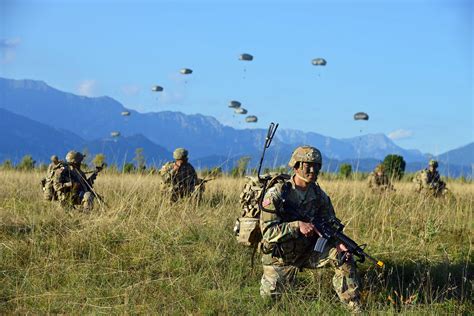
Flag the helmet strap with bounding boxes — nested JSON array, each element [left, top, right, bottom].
[[295, 172, 312, 183]]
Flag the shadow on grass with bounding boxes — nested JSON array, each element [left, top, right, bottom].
[[275, 258, 472, 312], [362, 259, 472, 308]]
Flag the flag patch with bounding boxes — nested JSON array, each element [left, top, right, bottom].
[[262, 198, 271, 207]]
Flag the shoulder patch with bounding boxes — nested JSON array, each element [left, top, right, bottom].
[[262, 198, 272, 207]]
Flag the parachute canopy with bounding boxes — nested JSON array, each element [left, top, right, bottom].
[[312, 58, 327, 66], [228, 100, 241, 108], [234, 108, 248, 115], [110, 131, 121, 137], [180, 68, 193, 75], [152, 85, 163, 92], [239, 53, 253, 61], [245, 115, 258, 123], [121, 111, 130, 116], [354, 112, 369, 121]]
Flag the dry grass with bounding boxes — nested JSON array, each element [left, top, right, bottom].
[[0, 170, 472, 314]]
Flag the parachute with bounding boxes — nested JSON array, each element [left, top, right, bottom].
[[245, 115, 258, 123], [152, 85, 163, 92], [235, 108, 248, 115], [312, 58, 327, 66], [110, 131, 120, 137], [228, 100, 241, 108], [121, 111, 130, 116], [239, 53, 253, 79], [180, 68, 193, 75], [354, 112, 369, 121], [239, 53, 253, 61]]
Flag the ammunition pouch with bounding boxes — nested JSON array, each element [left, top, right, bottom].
[[236, 217, 261, 246]]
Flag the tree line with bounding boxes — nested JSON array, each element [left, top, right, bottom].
[[1, 151, 470, 183]]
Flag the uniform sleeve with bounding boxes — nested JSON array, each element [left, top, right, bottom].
[[160, 162, 175, 184], [260, 184, 300, 244]]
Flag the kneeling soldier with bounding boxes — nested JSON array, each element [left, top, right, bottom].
[[259, 146, 362, 312], [53, 151, 101, 211]]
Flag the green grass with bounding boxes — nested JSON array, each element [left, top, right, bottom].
[[0, 170, 472, 314]]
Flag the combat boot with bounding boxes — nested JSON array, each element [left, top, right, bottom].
[[346, 300, 363, 314]]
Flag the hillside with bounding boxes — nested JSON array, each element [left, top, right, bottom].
[[1, 77, 428, 162]]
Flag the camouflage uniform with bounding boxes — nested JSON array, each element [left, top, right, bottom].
[[367, 165, 394, 193], [160, 148, 198, 202], [42, 155, 60, 201], [414, 160, 446, 197], [259, 146, 361, 306], [53, 151, 99, 211]]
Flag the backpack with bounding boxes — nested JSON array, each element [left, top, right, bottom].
[[234, 173, 291, 247], [41, 161, 66, 201]]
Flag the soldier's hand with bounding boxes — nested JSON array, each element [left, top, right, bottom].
[[336, 243, 352, 260], [64, 182, 73, 188], [298, 221, 316, 237]]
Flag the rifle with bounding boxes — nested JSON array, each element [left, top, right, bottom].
[[86, 163, 105, 184], [194, 177, 214, 192], [311, 217, 384, 268], [72, 164, 108, 208]]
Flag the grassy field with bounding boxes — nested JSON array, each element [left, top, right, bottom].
[[0, 170, 472, 314]]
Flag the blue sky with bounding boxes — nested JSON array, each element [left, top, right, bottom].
[[1, 0, 472, 154]]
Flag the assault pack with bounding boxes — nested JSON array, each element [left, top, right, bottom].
[[41, 161, 66, 201], [233, 122, 285, 249], [234, 173, 290, 247]]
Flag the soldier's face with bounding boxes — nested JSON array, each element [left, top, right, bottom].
[[297, 162, 320, 182]]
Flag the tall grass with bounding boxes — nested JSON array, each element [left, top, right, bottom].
[[0, 170, 472, 314]]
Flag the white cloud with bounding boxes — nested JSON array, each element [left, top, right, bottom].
[[121, 84, 141, 96], [0, 37, 21, 64], [77, 80, 98, 97], [388, 129, 414, 140]]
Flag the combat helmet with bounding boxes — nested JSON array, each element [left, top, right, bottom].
[[173, 148, 188, 160], [50, 155, 59, 163], [374, 164, 385, 173], [429, 159, 438, 168], [288, 146, 322, 168], [65, 151, 85, 164]]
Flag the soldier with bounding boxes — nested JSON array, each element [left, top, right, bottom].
[[159, 148, 198, 202], [41, 155, 61, 201], [259, 146, 362, 312], [414, 159, 447, 197], [367, 164, 394, 193], [53, 151, 102, 211]]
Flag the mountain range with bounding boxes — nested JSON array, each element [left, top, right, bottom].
[[0, 77, 472, 177]]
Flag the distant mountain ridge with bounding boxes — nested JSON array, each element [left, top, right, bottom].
[[0, 107, 83, 162], [434, 142, 474, 166], [0, 107, 171, 165], [0, 77, 472, 177]]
